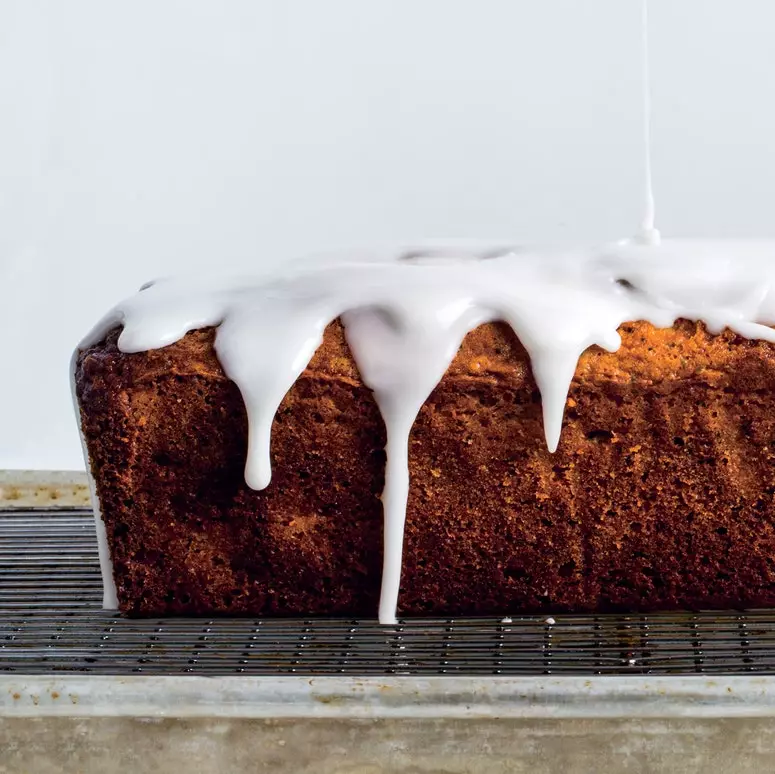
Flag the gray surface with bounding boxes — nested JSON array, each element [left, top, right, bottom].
[[2, 716, 775, 774]]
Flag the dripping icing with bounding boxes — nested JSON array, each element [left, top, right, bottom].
[[80, 240, 775, 624]]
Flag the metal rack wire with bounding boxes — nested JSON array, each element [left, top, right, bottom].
[[2, 509, 775, 676]]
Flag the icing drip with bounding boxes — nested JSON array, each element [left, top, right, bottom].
[[80, 240, 775, 623], [70, 348, 118, 610], [343, 295, 491, 624]]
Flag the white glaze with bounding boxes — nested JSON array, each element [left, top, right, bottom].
[[80, 239, 775, 623]]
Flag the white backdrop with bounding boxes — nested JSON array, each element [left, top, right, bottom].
[[2, 0, 775, 471]]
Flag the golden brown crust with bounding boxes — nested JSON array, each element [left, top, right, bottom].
[[75, 319, 775, 616]]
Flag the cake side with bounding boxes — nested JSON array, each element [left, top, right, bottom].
[[75, 319, 775, 617], [75, 323, 386, 615], [69, 345, 119, 609], [409, 320, 775, 613]]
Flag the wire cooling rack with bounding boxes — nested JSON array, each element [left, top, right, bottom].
[[2, 509, 775, 676]]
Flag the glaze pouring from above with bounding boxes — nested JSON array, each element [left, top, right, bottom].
[[82, 239, 775, 623]]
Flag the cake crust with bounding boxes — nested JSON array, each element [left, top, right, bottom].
[[75, 319, 775, 616]]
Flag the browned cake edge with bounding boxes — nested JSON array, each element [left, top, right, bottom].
[[74, 319, 775, 617]]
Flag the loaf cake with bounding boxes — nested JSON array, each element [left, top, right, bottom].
[[73, 241, 775, 622]]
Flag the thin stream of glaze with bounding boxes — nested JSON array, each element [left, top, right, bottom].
[[79, 240, 775, 623], [639, 0, 660, 246]]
